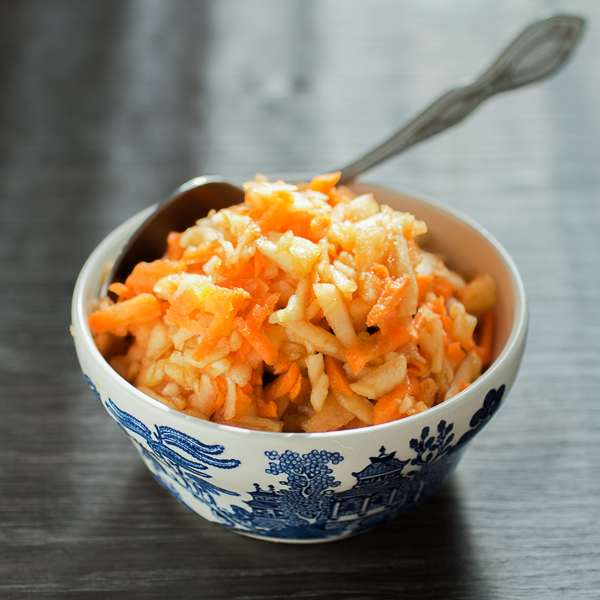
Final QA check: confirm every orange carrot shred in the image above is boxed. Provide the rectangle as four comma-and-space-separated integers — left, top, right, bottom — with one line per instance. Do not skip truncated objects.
289, 374, 303, 400
263, 363, 300, 403
193, 313, 235, 361
259, 201, 288, 233
423, 296, 447, 318
89, 293, 162, 335
272, 357, 292, 375
257, 399, 278, 419
373, 398, 400, 425
239, 325, 279, 366
366, 276, 409, 327
447, 341, 466, 365
125, 260, 183, 295
442, 315, 454, 335
235, 337, 253, 362
372, 263, 390, 282
245, 293, 280, 330
416, 274, 433, 299
373, 382, 408, 425
307, 171, 341, 194
432, 277, 455, 300
107, 282, 133, 300
345, 326, 411, 374
164, 232, 185, 260
219, 277, 270, 299
324, 356, 353, 397
235, 387, 252, 418
210, 378, 227, 414
180, 242, 220, 267
461, 338, 476, 353
253, 252, 265, 278
478, 310, 495, 367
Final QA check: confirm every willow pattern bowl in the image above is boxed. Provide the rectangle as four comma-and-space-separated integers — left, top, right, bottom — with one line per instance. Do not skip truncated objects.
72, 180, 528, 543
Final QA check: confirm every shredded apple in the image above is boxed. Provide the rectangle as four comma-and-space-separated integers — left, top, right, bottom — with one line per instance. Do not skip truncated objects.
89, 172, 497, 432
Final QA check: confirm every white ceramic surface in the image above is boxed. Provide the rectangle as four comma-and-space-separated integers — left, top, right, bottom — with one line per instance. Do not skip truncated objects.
72, 182, 528, 543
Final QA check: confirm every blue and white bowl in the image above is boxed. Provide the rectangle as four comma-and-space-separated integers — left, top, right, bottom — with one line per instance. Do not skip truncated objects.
72, 181, 528, 543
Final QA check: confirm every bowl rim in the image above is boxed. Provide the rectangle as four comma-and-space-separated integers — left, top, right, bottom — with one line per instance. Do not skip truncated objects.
73, 179, 528, 441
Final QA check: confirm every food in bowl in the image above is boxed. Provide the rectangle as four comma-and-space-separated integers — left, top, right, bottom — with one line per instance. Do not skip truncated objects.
73, 178, 527, 543
88, 172, 497, 433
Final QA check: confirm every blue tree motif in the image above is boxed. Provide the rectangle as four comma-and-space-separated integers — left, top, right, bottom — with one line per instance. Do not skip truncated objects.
453, 385, 506, 450
408, 420, 455, 469
264, 449, 344, 523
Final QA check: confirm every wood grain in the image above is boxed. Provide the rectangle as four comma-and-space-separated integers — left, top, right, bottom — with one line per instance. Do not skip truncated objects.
1, 1, 599, 598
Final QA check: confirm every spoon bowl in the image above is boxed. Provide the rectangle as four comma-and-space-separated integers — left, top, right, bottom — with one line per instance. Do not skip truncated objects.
106, 177, 244, 294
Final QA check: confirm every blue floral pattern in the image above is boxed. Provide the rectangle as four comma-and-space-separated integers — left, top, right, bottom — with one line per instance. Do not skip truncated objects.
85, 373, 505, 541
454, 384, 505, 447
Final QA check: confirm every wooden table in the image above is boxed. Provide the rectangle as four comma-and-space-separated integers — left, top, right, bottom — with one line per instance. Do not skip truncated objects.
1, 2, 599, 598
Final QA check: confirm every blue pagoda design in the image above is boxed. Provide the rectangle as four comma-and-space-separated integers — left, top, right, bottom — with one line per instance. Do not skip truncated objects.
223, 444, 458, 540
220, 385, 505, 540
87, 373, 505, 542
244, 484, 286, 524
329, 448, 410, 522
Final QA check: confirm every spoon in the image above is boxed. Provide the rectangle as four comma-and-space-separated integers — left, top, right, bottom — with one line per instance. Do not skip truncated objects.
103, 12, 585, 296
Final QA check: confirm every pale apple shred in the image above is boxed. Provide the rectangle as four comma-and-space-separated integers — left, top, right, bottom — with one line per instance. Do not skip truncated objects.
89, 172, 496, 432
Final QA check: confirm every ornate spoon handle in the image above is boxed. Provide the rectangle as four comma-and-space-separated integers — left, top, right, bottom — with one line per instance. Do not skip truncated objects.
338, 13, 585, 184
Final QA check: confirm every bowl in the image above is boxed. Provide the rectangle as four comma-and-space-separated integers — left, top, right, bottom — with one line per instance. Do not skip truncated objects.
72, 180, 528, 543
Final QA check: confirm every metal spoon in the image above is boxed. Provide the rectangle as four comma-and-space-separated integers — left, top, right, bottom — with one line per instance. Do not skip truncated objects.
103, 12, 585, 295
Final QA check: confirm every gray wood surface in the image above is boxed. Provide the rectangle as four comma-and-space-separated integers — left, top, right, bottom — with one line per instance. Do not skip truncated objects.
1, 1, 599, 598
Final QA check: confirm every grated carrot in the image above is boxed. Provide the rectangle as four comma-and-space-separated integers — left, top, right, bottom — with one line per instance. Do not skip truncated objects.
165, 232, 184, 260
289, 373, 303, 400
416, 274, 433, 299
239, 325, 279, 366
371, 263, 390, 284
447, 341, 466, 365
366, 276, 409, 327
219, 277, 270, 299
89, 293, 162, 335
345, 326, 411, 374
211, 378, 227, 414
263, 363, 301, 403
307, 171, 341, 194
432, 277, 454, 300
259, 200, 289, 233
257, 399, 278, 418
477, 310, 496, 367
107, 282, 133, 300
193, 313, 235, 361
235, 387, 252, 418
324, 356, 353, 397
89, 173, 497, 432
125, 260, 183, 295
245, 293, 280, 330
373, 382, 408, 425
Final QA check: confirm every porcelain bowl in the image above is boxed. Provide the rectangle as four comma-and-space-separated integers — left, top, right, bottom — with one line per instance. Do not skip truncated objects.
72, 180, 528, 543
